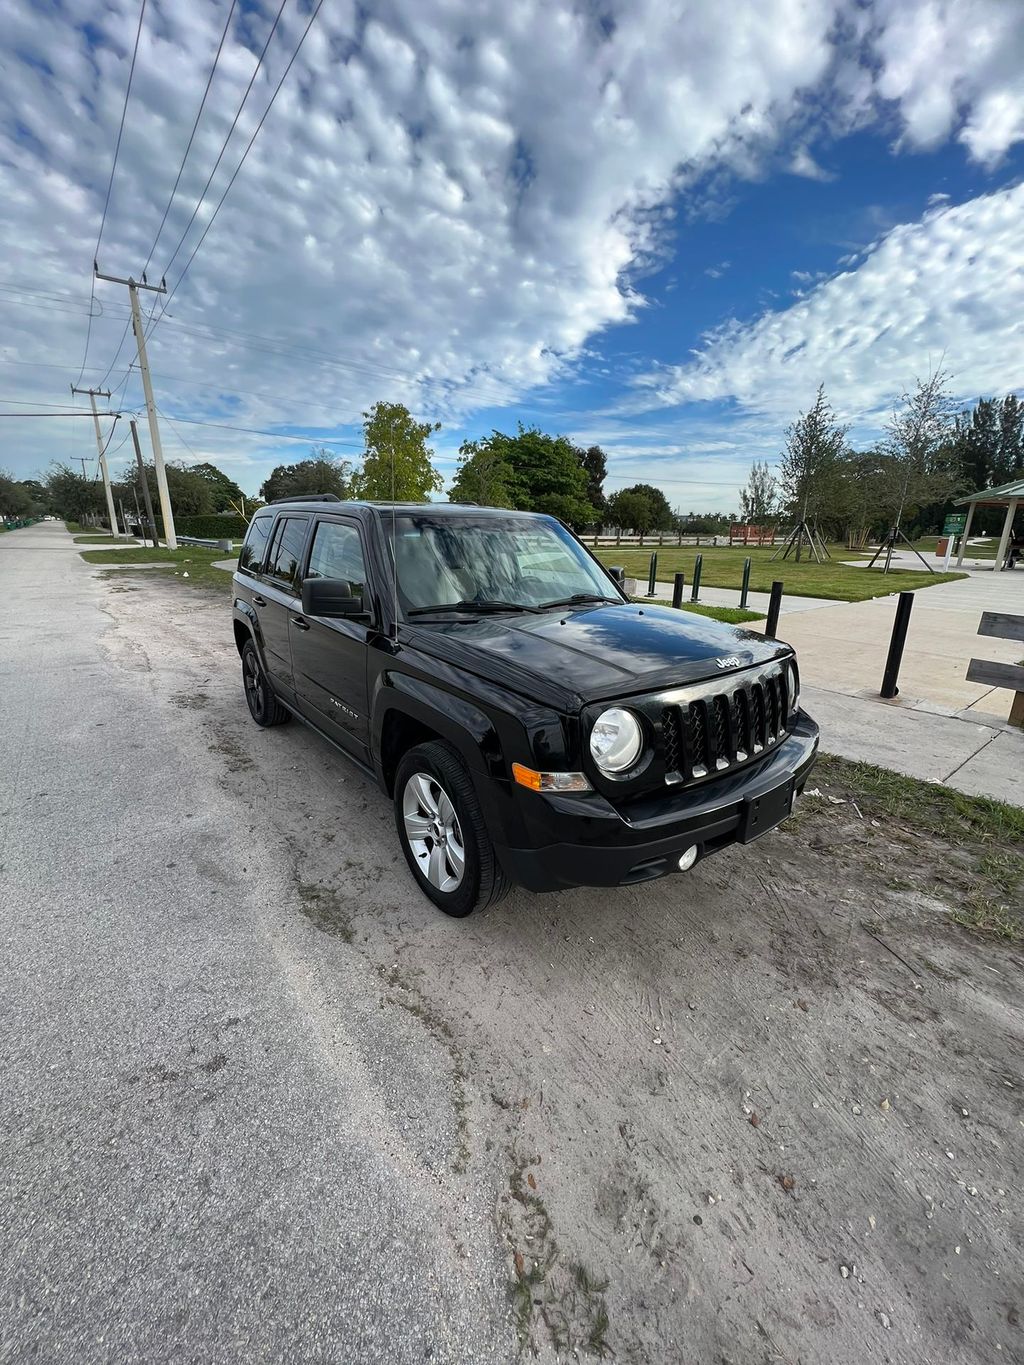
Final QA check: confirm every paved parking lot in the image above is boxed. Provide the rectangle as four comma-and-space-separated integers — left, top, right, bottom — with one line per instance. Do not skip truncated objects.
1, 522, 1021, 1364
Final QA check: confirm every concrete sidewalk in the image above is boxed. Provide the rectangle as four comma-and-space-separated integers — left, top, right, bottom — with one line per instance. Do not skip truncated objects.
805, 686, 1021, 802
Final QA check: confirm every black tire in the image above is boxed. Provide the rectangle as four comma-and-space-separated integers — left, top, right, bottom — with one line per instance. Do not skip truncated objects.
241, 638, 290, 728
394, 740, 511, 917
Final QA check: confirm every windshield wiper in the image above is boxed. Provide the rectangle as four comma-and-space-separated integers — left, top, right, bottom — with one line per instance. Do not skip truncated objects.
407, 599, 541, 617
538, 592, 620, 610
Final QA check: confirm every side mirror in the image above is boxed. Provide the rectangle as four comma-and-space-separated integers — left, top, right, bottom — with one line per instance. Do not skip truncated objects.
608, 565, 625, 586
301, 577, 364, 618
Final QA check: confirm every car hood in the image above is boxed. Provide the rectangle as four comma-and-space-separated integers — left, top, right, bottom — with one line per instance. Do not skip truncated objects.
405, 602, 791, 709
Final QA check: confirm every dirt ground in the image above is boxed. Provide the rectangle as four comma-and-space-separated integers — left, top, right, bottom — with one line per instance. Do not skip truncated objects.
103, 573, 1024, 1363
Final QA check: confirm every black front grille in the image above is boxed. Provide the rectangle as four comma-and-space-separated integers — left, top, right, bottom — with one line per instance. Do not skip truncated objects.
661, 665, 790, 784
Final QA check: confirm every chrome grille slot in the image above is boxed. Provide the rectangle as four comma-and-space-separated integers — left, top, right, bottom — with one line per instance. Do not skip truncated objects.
657, 662, 791, 786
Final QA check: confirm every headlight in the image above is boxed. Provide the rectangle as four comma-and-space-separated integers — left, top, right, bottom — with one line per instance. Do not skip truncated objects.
788, 660, 800, 714
590, 707, 643, 774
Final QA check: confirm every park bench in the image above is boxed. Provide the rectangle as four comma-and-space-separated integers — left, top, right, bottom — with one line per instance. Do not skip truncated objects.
966, 612, 1024, 728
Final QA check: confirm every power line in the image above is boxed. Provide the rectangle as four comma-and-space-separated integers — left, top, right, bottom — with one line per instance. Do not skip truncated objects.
155, 403, 202, 458
145, 0, 239, 278
147, 0, 325, 341
144, 312, 530, 409
157, 411, 362, 447
152, 0, 289, 297
0, 396, 100, 411
75, 0, 148, 386
96, 0, 241, 392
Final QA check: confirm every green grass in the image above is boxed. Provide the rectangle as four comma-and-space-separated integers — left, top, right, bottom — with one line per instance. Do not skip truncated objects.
65, 520, 108, 534
73, 534, 126, 544
816, 754, 1024, 840
911, 535, 999, 560
597, 544, 967, 602
82, 545, 235, 593
632, 599, 764, 625
814, 755, 1023, 944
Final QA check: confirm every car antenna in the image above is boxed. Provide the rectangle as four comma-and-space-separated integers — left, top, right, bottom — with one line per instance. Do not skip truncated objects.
390, 412, 399, 642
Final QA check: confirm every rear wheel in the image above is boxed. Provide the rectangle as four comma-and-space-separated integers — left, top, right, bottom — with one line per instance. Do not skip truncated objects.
394, 741, 511, 917
241, 638, 289, 727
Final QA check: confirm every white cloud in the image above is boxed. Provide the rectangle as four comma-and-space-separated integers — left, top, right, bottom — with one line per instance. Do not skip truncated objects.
788, 146, 835, 181
0, 0, 845, 484
629, 184, 1024, 432
0, 0, 1022, 490
869, 0, 1024, 164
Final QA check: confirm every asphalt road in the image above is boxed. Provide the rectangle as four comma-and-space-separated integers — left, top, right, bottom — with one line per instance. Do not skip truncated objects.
2, 522, 1021, 1365
0, 523, 515, 1364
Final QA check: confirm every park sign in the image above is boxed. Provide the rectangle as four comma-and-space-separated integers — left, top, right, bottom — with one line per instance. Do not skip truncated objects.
943, 513, 968, 535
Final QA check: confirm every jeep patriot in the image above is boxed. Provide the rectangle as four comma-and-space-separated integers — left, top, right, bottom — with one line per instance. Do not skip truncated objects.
233, 498, 819, 916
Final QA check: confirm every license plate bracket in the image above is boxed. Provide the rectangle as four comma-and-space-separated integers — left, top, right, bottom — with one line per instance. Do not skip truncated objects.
740, 776, 794, 843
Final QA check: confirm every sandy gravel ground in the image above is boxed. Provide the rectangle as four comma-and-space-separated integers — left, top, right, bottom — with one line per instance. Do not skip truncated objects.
2, 526, 1021, 1364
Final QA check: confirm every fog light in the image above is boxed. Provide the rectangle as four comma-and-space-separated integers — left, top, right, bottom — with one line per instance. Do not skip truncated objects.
677, 845, 698, 872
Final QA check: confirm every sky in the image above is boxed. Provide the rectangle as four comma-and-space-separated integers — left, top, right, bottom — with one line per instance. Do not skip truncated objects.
1, 0, 1023, 511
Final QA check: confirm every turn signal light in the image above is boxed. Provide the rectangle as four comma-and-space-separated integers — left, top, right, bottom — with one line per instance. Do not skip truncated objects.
512, 763, 591, 793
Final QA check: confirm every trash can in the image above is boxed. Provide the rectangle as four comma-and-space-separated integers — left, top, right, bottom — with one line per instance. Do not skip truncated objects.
935, 536, 950, 558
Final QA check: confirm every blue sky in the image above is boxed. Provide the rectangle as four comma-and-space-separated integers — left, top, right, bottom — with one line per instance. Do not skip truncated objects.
1, 0, 1023, 509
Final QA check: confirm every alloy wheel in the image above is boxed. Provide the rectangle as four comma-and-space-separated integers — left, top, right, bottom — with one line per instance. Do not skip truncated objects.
401, 772, 465, 892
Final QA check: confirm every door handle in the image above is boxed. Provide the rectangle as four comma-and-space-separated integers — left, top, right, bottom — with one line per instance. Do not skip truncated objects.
252, 594, 266, 607
290, 616, 311, 631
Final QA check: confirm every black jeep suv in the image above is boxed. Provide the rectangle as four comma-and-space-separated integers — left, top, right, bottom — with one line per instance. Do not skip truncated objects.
233, 498, 818, 917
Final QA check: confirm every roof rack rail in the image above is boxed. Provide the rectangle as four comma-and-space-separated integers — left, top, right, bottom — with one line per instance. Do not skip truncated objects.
269, 493, 343, 505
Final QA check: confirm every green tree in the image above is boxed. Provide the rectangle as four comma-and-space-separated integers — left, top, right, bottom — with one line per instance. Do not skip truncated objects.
606, 488, 656, 533
449, 439, 522, 507
0, 470, 33, 518
738, 461, 777, 523
259, 449, 353, 503
995, 393, 1023, 483
191, 461, 246, 512
351, 402, 442, 502
452, 425, 594, 527
43, 464, 106, 522
878, 368, 961, 532
577, 445, 608, 513
779, 384, 850, 525
952, 398, 999, 490
607, 482, 674, 532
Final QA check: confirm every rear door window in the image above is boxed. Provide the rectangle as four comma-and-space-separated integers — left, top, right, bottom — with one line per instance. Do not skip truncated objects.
264, 516, 309, 590
238, 513, 273, 575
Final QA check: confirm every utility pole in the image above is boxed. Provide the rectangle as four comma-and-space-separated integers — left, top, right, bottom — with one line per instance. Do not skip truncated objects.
94, 267, 176, 549
70, 384, 122, 539
131, 482, 143, 539
130, 419, 160, 549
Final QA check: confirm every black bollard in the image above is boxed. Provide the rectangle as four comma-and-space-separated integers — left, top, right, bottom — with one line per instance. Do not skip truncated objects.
740, 556, 751, 608
671, 572, 685, 609
646, 552, 658, 597
765, 581, 783, 637
880, 592, 914, 699
690, 554, 703, 603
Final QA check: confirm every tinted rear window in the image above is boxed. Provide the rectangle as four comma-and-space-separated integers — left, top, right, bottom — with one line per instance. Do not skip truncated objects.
239, 514, 273, 574
265, 516, 309, 587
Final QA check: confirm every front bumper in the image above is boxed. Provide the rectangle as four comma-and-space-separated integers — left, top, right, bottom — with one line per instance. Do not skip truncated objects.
494, 712, 818, 893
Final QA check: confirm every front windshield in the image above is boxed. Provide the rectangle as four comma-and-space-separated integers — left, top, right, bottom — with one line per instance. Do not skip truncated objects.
387, 512, 622, 613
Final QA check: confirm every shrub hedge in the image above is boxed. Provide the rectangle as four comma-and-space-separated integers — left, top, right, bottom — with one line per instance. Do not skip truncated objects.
169, 514, 249, 539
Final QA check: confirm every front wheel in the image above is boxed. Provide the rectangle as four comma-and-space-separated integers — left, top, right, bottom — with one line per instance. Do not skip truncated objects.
394, 741, 511, 917
241, 639, 290, 727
